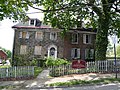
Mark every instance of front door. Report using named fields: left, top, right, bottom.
left=48, top=45, right=57, bottom=59
left=50, top=47, right=55, bottom=58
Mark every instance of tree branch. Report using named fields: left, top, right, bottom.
left=88, top=0, right=103, bottom=16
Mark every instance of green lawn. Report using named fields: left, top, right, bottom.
left=47, top=78, right=120, bottom=87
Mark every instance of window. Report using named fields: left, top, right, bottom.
left=35, top=32, right=43, bottom=40
left=83, top=34, right=91, bottom=44
left=19, top=32, right=29, bottom=39
left=85, top=49, right=94, bottom=59
left=29, top=19, right=36, bottom=26
left=34, top=46, right=42, bottom=55
left=71, top=48, right=80, bottom=59
left=50, top=32, right=57, bottom=40
left=20, top=45, right=27, bottom=54
left=72, top=33, right=78, bottom=44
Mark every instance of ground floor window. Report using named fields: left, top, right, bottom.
left=71, top=48, right=80, bottom=59
left=20, top=45, right=27, bottom=54
left=85, top=49, right=94, bottom=60
left=34, top=46, right=42, bottom=55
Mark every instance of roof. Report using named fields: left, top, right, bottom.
left=12, top=18, right=97, bottom=33
left=70, top=28, right=97, bottom=32
left=12, top=26, right=52, bottom=29
left=12, top=18, right=51, bottom=29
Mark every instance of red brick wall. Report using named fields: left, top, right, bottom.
left=0, top=51, right=7, bottom=60
left=63, top=32, right=96, bottom=60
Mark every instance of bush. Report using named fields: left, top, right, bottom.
left=30, top=58, right=37, bottom=66
left=45, top=57, right=69, bottom=66
left=2, top=60, right=6, bottom=65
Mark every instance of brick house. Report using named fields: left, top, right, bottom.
left=12, top=18, right=96, bottom=63
left=0, top=49, right=7, bottom=60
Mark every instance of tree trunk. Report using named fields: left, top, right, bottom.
left=95, top=16, right=110, bottom=60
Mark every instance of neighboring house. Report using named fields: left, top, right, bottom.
left=0, top=49, right=7, bottom=60
left=12, top=18, right=96, bottom=63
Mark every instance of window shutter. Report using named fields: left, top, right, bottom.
left=19, top=32, right=22, bottom=38
left=40, top=32, right=43, bottom=40
left=35, top=32, right=37, bottom=39
left=89, top=35, right=91, bottom=44
left=77, top=48, right=80, bottom=58
left=83, top=34, right=86, bottom=44
left=71, top=49, right=74, bottom=59
left=90, top=49, right=94, bottom=59
left=85, top=49, right=89, bottom=59
left=26, top=32, right=29, bottom=39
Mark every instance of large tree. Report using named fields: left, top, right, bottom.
left=0, top=0, right=29, bottom=20
left=27, top=0, right=119, bottom=60
left=1, top=0, right=120, bottom=60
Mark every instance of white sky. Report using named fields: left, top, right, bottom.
left=0, top=7, right=44, bottom=51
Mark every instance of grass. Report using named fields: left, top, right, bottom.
left=0, top=85, right=16, bottom=89
left=47, top=78, right=120, bottom=87
left=34, top=66, right=43, bottom=77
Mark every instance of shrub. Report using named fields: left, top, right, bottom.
left=2, top=60, right=6, bottom=65
left=30, top=58, right=37, bottom=66
left=45, top=57, right=69, bottom=66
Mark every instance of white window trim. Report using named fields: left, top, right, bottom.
left=29, top=19, right=36, bottom=26
left=85, top=49, right=94, bottom=59
left=71, top=33, right=78, bottom=44
left=34, top=46, right=42, bottom=55
left=48, top=45, right=57, bottom=59
left=19, top=31, right=29, bottom=39
left=26, top=32, right=29, bottom=39
left=71, top=48, right=80, bottom=59
left=19, top=32, right=22, bottom=38
left=83, top=34, right=91, bottom=44
left=20, top=45, right=27, bottom=55
left=50, top=32, right=57, bottom=41
left=35, top=32, right=43, bottom=40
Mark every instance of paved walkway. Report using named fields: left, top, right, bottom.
left=0, top=69, right=51, bottom=89
left=0, top=69, right=120, bottom=89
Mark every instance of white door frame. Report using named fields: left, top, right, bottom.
left=48, top=45, right=57, bottom=59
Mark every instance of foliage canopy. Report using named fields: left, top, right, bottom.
left=0, top=0, right=120, bottom=60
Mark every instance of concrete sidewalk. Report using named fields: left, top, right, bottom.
left=0, top=69, right=51, bottom=89
left=0, top=69, right=119, bottom=89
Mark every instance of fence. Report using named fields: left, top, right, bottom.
left=49, top=60, right=120, bottom=77
left=0, top=66, right=34, bottom=79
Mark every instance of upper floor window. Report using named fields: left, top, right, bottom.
left=19, top=32, right=29, bottom=39
left=83, top=34, right=91, bottom=44
left=50, top=32, right=57, bottom=41
left=20, top=45, right=27, bottom=54
left=72, top=33, right=78, bottom=44
left=71, top=48, right=80, bottom=59
left=35, top=32, right=43, bottom=40
left=34, top=46, right=42, bottom=55
left=85, top=49, right=94, bottom=59
left=29, top=19, right=36, bottom=26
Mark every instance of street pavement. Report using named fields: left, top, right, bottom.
left=39, top=83, right=120, bottom=90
